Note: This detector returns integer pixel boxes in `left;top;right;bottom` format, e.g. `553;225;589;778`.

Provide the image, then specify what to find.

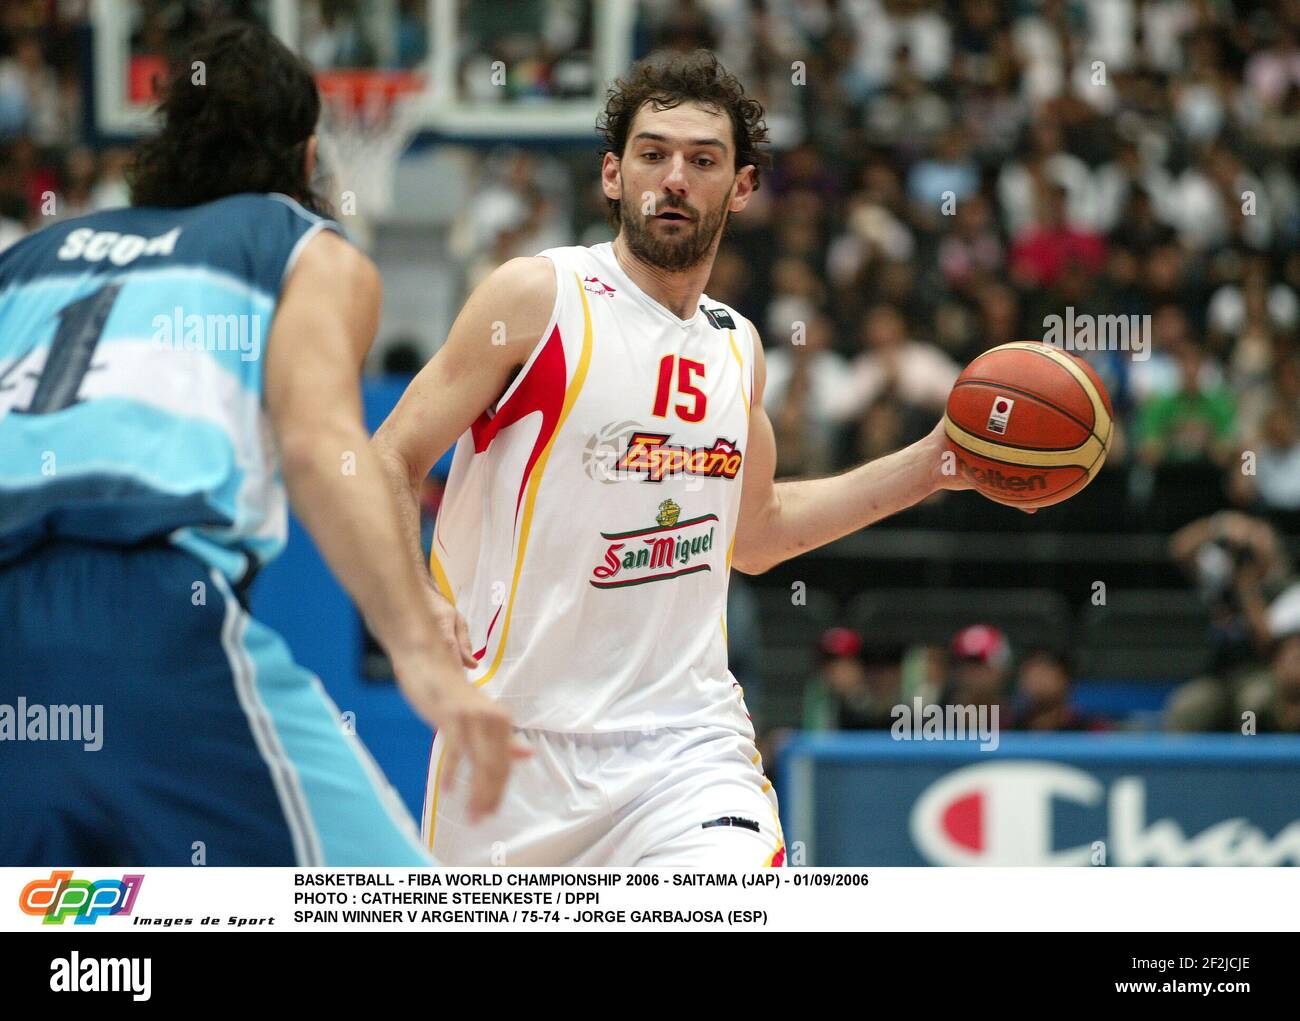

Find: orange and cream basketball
943;341;1113;509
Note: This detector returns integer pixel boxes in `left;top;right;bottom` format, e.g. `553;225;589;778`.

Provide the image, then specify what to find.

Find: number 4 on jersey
652;354;706;423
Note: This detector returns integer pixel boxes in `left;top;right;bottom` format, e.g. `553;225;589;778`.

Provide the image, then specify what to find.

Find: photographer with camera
1165;512;1295;731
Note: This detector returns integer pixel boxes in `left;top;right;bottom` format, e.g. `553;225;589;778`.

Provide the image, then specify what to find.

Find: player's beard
619;190;729;272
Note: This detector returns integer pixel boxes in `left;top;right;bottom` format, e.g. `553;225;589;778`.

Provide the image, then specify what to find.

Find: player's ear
729;164;756;213
600;151;622;203
304;135;318;190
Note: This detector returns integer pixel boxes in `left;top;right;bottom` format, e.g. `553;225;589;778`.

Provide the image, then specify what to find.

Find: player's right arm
372;256;556;592
264;233;529;822
371;256;555;784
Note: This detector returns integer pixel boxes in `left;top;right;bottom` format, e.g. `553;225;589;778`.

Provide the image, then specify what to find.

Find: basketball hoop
315;69;428;246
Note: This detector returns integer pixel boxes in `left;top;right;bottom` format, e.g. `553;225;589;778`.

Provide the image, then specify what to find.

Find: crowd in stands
4;1;1299;734
453;0;1300;538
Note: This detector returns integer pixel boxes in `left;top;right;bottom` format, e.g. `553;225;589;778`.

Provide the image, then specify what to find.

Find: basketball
944;342;1113;510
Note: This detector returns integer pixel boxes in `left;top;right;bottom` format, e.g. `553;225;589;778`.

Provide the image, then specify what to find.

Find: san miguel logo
616;431;743;483
590;499;717;589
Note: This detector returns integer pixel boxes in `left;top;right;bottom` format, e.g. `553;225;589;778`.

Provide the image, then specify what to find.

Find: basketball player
0;23;522;866
374;50;970;866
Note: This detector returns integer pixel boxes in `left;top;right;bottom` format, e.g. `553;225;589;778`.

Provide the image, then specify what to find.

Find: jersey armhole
491;253;564;414
277;220;342;296
743;314;758;409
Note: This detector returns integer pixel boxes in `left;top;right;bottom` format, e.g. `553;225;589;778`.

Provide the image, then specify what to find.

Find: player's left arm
731;320;967;576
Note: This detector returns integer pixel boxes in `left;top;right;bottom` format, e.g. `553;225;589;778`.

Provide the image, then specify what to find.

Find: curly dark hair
597;49;770;225
127;21;329;214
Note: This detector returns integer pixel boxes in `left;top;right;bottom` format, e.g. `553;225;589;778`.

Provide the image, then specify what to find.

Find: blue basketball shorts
0;539;431;866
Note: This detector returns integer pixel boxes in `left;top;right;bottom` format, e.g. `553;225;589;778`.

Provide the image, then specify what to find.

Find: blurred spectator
1231;402;1300;513
762;315;856;476
936;191;1003;300
301;1;378;70
450;149;574;287
0;34;68;145
1009;180;1106;289
1135;344;1236;467
90;148;132;211
943;624;1013;720
1011;647;1107;732
1257;633;1300;734
1166;512;1292;731
827;161;916;291
764;257;823;342
802;627;904;731
998;120;1094;233
1128;305;1214;404
840;303;958;420
864;47;951;153
907;127;979;221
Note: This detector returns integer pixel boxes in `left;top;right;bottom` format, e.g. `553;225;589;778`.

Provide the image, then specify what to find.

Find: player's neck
610;234;716;322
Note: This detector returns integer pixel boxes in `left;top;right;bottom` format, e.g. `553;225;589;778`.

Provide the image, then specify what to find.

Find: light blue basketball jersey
0;193;340;582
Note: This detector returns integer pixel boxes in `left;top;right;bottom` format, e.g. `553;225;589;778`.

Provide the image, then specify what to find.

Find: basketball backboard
91;0;635;141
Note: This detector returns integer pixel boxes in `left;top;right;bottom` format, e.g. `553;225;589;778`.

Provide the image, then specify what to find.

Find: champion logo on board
583;276;617;297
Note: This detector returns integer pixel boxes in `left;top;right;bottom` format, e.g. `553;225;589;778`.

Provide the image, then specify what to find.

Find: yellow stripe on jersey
473;271;594;689
428;544;456;605
425;739;447;851
750;742;785;866
726;329;750;415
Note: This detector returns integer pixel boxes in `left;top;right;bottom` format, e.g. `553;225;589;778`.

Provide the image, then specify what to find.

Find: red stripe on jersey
469;324;568;528
474;603;504;661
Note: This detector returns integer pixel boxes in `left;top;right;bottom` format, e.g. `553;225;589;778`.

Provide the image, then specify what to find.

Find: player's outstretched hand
923;418;972;494
425;586;478;668
421;679;532;823
923;419;1036;514
389;625;532;823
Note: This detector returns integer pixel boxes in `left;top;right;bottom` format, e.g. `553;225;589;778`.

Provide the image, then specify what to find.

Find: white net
315;73;429;246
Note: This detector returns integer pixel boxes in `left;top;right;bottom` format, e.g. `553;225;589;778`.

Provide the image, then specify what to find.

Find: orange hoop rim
316;69;426;112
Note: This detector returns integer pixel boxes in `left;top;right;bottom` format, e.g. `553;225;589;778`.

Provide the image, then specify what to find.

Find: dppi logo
19;870;144;925
910;761;1300;866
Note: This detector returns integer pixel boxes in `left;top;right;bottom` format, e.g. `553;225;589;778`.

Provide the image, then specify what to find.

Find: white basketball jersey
430;242;757;736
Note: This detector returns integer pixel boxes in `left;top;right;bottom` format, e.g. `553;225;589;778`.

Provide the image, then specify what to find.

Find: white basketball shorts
422;725;785;867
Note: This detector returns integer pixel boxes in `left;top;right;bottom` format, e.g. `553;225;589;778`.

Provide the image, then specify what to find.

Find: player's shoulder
483;254;556;294
707;302;766;392
697;291;756;339
218;191;334;225
700;296;763;359
446;256;557;365
468;256;557;328
285;224;377;298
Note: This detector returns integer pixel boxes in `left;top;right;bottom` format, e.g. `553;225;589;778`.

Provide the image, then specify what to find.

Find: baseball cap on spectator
950;624;1011;670
819;626;863;660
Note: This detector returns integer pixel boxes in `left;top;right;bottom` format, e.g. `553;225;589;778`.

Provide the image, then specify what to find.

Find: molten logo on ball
955;453;1046;493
